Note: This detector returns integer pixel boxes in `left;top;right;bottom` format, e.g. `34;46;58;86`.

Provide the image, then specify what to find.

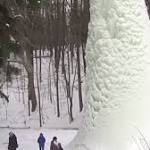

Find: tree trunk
67;51;73;122
39;48;42;82
28;70;37;112
56;67;60;117
62;49;74;122
76;46;83;112
28;99;31;116
67;0;150;150
35;50;42;127
48;58;53;103
26;49;37;112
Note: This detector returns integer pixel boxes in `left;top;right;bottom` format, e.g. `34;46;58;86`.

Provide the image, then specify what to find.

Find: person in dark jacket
8;132;18;150
50;136;59;150
58;143;63;150
37;133;46;150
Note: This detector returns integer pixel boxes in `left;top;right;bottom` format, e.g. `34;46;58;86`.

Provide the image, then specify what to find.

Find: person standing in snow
37;133;46;150
8;132;18;150
58;143;63;150
50;136;59;150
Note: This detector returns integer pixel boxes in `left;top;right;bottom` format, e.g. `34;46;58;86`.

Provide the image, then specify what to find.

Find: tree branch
0;90;9;103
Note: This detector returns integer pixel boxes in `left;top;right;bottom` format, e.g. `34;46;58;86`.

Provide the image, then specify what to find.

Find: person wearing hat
50;136;59;150
8;132;18;150
37;133;46;150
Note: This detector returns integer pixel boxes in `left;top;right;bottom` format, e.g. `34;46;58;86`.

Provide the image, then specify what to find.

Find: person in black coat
50;137;59;150
8;132;18;150
37;133;46;150
58;143;63;150
50;137;63;150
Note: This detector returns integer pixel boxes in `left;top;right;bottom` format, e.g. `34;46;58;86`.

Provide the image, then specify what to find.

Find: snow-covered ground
0;50;84;128
0;128;78;150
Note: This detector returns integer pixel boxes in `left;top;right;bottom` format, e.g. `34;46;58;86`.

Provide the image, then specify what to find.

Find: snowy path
0;128;78;150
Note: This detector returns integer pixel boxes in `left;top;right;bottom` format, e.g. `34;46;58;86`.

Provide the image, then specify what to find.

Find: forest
0;0;89;127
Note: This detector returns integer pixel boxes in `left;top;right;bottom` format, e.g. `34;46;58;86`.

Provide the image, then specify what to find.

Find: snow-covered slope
0;51;84;128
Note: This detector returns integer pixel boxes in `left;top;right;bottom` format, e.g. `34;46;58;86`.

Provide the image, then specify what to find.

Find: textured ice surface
67;0;150;150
